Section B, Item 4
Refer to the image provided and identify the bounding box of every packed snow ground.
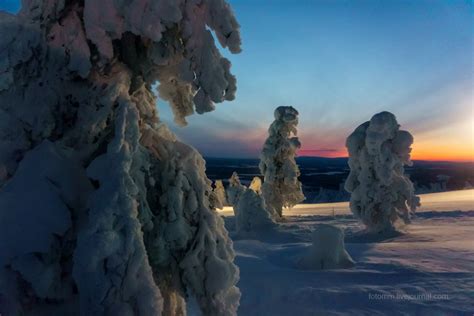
[218,189,474,315]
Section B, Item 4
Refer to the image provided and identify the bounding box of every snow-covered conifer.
[259,106,305,219]
[213,180,228,209]
[249,176,262,194]
[227,172,246,206]
[344,111,420,233]
[229,175,274,233]
[234,189,275,234]
[0,1,241,315]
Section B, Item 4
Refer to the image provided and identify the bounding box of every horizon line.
[203,155,474,164]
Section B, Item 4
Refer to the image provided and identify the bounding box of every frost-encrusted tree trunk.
[344,111,421,233]
[0,1,242,315]
[259,106,305,220]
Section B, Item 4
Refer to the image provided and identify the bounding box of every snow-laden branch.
[0,1,241,315]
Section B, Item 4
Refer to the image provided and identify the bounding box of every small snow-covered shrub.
[229,176,275,234]
[345,111,420,233]
[234,189,275,234]
[249,176,262,194]
[297,224,354,270]
[260,106,305,220]
[213,180,228,209]
[227,172,246,205]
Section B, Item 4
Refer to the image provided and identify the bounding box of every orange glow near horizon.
[298,141,474,162]
[298,148,474,162]
[410,150,474,162]
[410,141,474,162]
[298,114,474,162]
[298,149,347,158]
[410,116,474,162]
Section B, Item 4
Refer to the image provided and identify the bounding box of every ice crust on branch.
[297,224,354,270]
[344,111,420,233]
[259,106,305,219]
[0,1,241,315]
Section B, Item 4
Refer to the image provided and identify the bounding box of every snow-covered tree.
[260,106,305,219]
[249,176,262,194]
[227,172,246,206]
[0,1,242,315]
[234,189,275,234]
[297,224,354,270]
[227,174,274,233]
[213,179,228,209]
[344,111,421,233]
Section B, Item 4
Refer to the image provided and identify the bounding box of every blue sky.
[2,0,473,160]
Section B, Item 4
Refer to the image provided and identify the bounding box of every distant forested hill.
[204,157,474,203]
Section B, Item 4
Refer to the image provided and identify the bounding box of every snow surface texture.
[231,196,474,315]
[260,106,305,219]
[0,1,241,315]
[345,112,420,233]
[297,224,354,270]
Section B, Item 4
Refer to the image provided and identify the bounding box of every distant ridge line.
[203,156,473,165]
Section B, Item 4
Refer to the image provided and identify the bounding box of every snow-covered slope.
[219,189,474,315]
[219,189,474,217]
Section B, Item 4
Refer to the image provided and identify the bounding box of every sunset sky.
[2,0,473,161]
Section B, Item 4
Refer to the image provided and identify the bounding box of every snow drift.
[297,224,354,270]
[0,1,242,315]
[345,111,420,233]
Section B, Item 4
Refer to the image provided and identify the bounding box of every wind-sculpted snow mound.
[345,112,420,233]
[0,1,241,315]
[297,224,354,270]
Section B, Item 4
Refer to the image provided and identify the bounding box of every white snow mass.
[297,224,355,270]
[0,1,242,315]
[259,106,305,220]
[212,179,228,210]
[227,172,246,206]
[234,189,276,234]
[344,111,421,233]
